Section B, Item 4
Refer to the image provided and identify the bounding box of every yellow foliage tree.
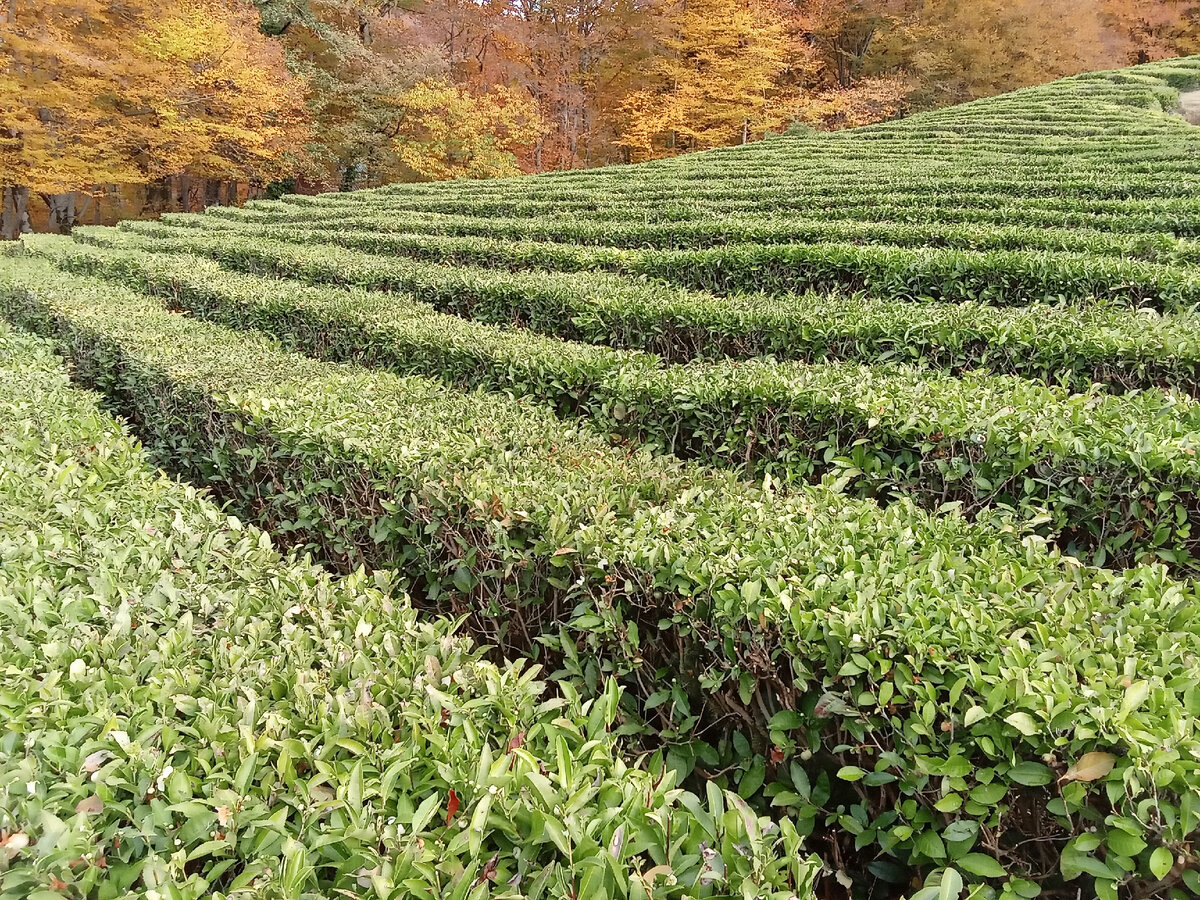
[128,3,310,181]
[793,73,910,130]
[0,0,308,237]
[0,0,136,233]
[876,0,1110,106]
[617,0,790,160]
[388,79,541,180]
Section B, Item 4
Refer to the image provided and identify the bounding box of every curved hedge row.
[0,324,817,900]
[5,257,1200,898]
[105,221,1200,311]
[40,238,1200,572]
[69,231,1200,392]
[149,208,1200,262]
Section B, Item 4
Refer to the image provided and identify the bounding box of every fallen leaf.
[1,832,29,859]
[1061,751,1117,783]
[82,751,110,773]
[473,854,499,887]
[75,795,104,815]
[507,731,525,752]
[446,789,460,825]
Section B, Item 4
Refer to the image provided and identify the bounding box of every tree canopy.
[1,0,1198,235]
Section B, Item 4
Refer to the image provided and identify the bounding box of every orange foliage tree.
[0,0,308,237]
[1102,0,1200,62]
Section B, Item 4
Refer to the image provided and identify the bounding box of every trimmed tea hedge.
[107,217,1200,311]
[6,257,1200,898]
[0,323,818,900]
[41,238,1200,572]
[146,207,1200,262]
[66,230,1200,394]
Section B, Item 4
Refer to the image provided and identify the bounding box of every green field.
[6,56,1200,900]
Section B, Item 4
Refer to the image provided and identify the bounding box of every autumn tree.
[257,0,542,186]
[0,1,142,237]
[410,0,685,170]
[867,0,1110,107]
[388,78,540,178]
[258,0,447,190]
[618,0,790,160]
[788,0,904,88]
[127,4,310,182]
[1102,0,1200,63]
[0,0,308,238]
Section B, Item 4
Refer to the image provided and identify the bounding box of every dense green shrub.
[7,259,1200,898]
[0,323,818,900]
[39,238,1200,572]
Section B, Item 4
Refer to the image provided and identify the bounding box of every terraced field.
[6,55,1200,900]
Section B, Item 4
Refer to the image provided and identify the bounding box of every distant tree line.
[2,0,1198,237]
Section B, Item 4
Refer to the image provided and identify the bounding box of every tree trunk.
[145,179,169,216]
[170,175,186,212]
[1,186,31,240]
[75,190,94,225]
[41,191,77,234]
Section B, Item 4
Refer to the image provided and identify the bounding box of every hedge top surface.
[4,257,1200,791]
[0,321,821,900]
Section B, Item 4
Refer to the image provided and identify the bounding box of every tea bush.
[0,324,818,900]
[36,239,1200,572]
[7,258,1200,900]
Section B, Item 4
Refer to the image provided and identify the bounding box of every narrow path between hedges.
[1180,90,1200,125]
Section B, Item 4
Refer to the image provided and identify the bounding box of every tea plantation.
[5,56,1200,900]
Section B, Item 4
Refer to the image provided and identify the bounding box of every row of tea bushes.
[206,191,1200,238]
[5,257,1200,897]
[66,229,1200,396]
[149,208,1200,262]
[41,237,1200,572]
[104,221,1200,311]
[0,322,816,900]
